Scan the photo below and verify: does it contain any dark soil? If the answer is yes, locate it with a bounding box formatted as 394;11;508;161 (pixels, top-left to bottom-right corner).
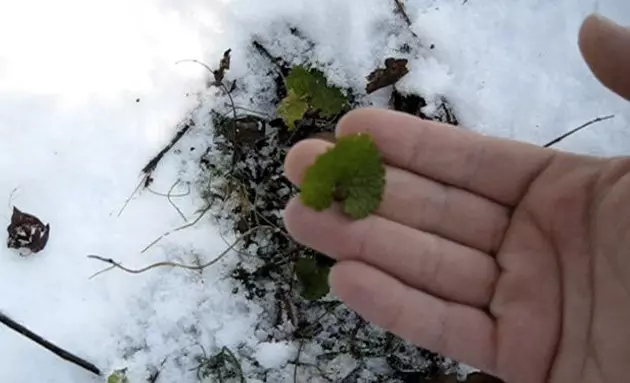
193;32;503;382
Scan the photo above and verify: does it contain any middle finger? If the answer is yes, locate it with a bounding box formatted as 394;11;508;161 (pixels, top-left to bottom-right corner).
285;139;510;254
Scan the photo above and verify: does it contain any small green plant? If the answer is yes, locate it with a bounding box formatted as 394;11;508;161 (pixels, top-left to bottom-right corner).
193;346;245;383
295;257;331;300
300;133;386;220
277;65;348;130
107;369;129;383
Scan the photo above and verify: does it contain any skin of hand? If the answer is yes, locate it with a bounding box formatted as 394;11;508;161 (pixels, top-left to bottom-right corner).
282;14;630;383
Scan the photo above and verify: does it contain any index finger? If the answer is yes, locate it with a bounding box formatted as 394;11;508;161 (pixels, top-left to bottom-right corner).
337;108;556;206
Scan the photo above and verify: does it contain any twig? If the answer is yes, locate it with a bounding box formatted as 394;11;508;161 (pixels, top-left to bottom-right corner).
293;340;305;383
89;265;117;279
148;358;167;383
393;0;418;37
88;226;278;276
543;114;615;148
8;187;19;209
252;40;285;70
167;180;188;222
0;311;101;376
141;119;195;181
117;178;145;217
251;40;288;91
177;59;238;164
281;289;299;328
233;106;273;119
140;204;213;254
147;182;191;198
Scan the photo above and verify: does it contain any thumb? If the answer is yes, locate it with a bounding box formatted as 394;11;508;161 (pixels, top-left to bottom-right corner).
579;14;630;101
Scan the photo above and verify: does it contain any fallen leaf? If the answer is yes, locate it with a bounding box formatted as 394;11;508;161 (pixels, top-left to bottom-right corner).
366;57;409;94
279;65;348;127
295;257;330;300
7;207;50;254
107;369;130;383
212;49;232;85
277;89;309;130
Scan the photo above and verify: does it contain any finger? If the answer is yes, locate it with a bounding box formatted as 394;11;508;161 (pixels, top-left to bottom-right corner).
285;139;510;253
579;14;630;101
336;108;555;206
330;261;497;374
284;198;499;307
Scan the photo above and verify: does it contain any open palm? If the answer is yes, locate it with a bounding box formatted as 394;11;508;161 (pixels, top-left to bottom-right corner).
283;15;630;383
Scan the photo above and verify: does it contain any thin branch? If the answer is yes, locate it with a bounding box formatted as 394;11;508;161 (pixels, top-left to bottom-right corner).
167;180;188;222
141;119;194;178
293;340;305;383
177;58;238;164
117;178;145;217
233;106;273;119
543;114;615;148
88;226;279;276
8;187;19;209
252;40;285;71
0;311;101;376
147;182;191;198
89;265;116;279
140;204;213;254
393;0;418;37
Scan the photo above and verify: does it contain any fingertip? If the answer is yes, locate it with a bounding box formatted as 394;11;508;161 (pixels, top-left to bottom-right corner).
578;13;630;101
336;107;393;137
283;139;332;185
578;14;605;60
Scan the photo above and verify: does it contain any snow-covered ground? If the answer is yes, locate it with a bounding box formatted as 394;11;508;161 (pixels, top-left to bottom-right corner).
0;0;629;382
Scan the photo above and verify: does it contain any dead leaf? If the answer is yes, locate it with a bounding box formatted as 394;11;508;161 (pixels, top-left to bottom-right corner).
7;207;50;254
212;49;232;85
366;57;409;94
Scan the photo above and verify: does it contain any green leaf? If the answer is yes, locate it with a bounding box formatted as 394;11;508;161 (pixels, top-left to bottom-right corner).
295;257;330;300
300;133;385;219
277;90;309;130
107;369;129;383
278;65;348;129
307;70;347;117
286;66;315;98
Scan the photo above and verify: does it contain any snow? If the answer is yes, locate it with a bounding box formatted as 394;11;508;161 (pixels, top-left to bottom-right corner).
0;0;629;382
254;341;297;370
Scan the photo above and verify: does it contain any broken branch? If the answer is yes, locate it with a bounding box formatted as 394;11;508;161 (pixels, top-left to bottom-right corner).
393;0;417;37
543;114;615;148
0;311;101;376
141;119;195;179
88;226;279;276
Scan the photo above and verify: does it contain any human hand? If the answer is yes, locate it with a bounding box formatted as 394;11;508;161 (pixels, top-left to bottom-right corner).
283;15;630;383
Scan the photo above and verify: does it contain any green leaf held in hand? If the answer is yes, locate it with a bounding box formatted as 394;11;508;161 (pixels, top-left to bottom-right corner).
277;90;309;130
295;257;331;300
300;133;385;220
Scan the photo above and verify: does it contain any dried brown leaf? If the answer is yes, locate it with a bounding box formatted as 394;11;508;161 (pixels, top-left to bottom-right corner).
7;207;50;254
212;49;232;85
366;58;409;94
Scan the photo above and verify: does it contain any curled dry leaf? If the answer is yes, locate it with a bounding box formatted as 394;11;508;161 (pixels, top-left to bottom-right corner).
212;49;232;85
7;207;50;254
366;57;409;94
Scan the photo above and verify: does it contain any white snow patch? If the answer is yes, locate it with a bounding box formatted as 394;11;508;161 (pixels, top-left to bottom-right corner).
254;341;298;370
